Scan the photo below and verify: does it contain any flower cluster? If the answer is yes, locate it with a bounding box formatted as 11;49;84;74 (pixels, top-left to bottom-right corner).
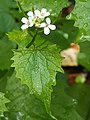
21;8;56;35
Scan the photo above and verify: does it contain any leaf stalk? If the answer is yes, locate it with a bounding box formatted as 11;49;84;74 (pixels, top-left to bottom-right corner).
26;30;38;48
17;2;27;17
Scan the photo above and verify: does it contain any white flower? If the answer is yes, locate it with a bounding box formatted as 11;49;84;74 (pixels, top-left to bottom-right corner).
40;8;50;18
27;10;42;27
27;10;39;19
27;8;50;19
21;8;56;34
34;9;41;17
40;17;56;35
21;17;34;30
27;11;34;18
34;8;50;19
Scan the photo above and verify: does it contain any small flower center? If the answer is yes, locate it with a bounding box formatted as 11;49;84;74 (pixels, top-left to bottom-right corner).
41;13;45;16
27;20;30;25
34;17;42;27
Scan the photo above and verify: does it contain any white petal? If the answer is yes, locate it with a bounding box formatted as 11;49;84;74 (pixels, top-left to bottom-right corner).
48;25;56;30
27;11;34;17
28;17;33;22
46;17;51;24
29;22;34;27
34;9;41;17
21;17;28;24
21;24;28;30
40;23;46;28
41;8;47;13
45;12;50;17
44;27;50;35
40;8;50;18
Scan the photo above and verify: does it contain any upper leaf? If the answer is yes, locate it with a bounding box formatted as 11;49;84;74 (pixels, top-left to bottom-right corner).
11;45;63;117
8;30;32;47
68;0;90;42
0;92;10;115
15;0;68;16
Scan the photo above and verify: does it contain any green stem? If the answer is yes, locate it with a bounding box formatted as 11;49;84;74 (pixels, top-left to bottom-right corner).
28;29;34;37
53;14;62;24
37;40;47;48
17;2;27;17
26;30;38;48
38;29;43;34
53;17;58;24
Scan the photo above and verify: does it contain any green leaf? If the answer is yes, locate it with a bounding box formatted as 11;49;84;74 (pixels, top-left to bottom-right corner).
3;72;52;120
0;13;16;33
78;41;90;71
67;83;90;120
68;0;90;42
0;92;10;115
41;30;68;50
51;72;84;120
11;45;63;117
8;30;32;47
0;37;16;70
1;73;84;120
61;20;79;45
0;68;14;92
42;21;79;49
15;0;68;16
0;0;16;12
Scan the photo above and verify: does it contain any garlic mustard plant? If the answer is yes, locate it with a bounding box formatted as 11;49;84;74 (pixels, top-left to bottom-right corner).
21;8;56;35
34;8;50;19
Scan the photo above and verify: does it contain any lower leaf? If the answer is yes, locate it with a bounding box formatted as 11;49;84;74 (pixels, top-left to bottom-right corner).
11;45;63;118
